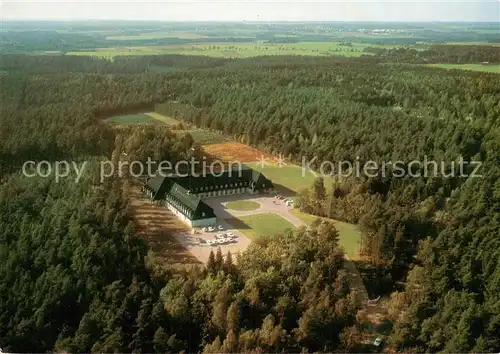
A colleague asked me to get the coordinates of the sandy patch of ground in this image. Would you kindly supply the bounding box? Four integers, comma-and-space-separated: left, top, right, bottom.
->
202, 142, 275, 163
127, 184, 201, 269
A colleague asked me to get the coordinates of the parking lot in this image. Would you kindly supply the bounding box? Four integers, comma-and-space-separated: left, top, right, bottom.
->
171, 193, 302, 264
170, 218, 251, 263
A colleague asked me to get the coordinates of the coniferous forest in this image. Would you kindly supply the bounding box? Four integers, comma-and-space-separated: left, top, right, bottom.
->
1, 42, 499, 352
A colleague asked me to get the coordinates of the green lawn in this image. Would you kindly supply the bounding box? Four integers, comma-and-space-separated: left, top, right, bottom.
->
425, 63, 500, 73
187, 129, 228, 145
105, 114, 161, 125
246, 162, 335, 196
227, 213, 295, 241
225, 200, 260, 211
291, 209, 361, 259
145, 112, 181, 125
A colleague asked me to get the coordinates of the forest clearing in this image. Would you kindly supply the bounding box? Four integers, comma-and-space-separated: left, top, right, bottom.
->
201, 141, 275, 163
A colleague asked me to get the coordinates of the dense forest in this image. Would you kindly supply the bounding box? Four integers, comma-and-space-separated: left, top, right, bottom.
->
0, 46, 499, 352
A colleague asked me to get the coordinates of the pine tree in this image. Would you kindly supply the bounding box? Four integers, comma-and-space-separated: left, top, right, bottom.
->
207, 249, 216, 274
215, 247, 224, 272
223, 251, 233, 273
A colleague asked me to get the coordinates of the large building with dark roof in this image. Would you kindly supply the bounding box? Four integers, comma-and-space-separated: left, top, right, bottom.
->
142, 165, 274, 227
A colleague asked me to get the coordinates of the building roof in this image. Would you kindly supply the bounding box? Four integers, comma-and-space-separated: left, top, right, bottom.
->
146, 175, 174, 199
169, 182, 201, 211
171, 164, 273, 192
145, 165, 272, 220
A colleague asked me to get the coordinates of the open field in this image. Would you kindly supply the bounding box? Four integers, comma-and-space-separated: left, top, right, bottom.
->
226, 213, 295, 241
291, 209, 361, 259
106, 31, 210, 40
246, 161, 335, 195
105, 113, 162, 125
225, 200, 260, 211
65, 41, 385, 58
144, 112, 181, 125
202, 142, 274, 163
425, 63, 500, 73
202, 142, 335, 195
443, 41, 500, 46
188, 129, 228, 145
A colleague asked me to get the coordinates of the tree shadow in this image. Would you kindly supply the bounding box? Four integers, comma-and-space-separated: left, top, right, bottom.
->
274, 183, 297, 197
224, 217, 252, 231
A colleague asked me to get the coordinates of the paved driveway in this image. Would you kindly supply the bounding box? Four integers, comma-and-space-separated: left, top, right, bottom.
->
204, 194, 303, 226
171, 194, 300, 264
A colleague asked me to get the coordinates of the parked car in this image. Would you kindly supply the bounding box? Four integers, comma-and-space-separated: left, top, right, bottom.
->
373, 337, 384, 348
202, 227, 207, 232
217, 225, 224, 230
226, 232, 235, 237
208, 227, 215, 232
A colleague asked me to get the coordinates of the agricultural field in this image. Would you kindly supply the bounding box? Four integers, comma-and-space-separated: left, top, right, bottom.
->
425, 63, 500, 73
227, 213, 295, 241
291, 209, 361, 259
105, 31, 210, 40
66, 41, 384, 58
225, 200, 260, 211
442, 41, 500, 46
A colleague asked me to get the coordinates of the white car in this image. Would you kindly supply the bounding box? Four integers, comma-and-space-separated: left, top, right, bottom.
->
217, 225, 224, 230
226, 232, 235, 237
202, 227, 207, 232
208, 227, 215, 232
216, 233, 225, 239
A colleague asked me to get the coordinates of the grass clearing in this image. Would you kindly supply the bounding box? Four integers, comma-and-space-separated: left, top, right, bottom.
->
291, 209, 361, 259
425, 63, 500, 73
105, 114, 162, 125
225, 200, 260, 211
202, 142, 274, 163
246, 161, 335, 196
144, 112, 181, 125
187, 129, 228, 145
227, 213, 295, 241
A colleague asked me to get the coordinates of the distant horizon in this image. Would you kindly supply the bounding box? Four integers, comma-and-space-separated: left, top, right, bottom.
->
2, 19, 499, 24
2, 1, 499, 22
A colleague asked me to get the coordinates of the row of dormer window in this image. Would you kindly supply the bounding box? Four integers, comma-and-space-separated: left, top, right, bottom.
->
190, 181, 250, 193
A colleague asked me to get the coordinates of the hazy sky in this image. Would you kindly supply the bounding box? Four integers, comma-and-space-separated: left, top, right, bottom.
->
2, 0, 499, 22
